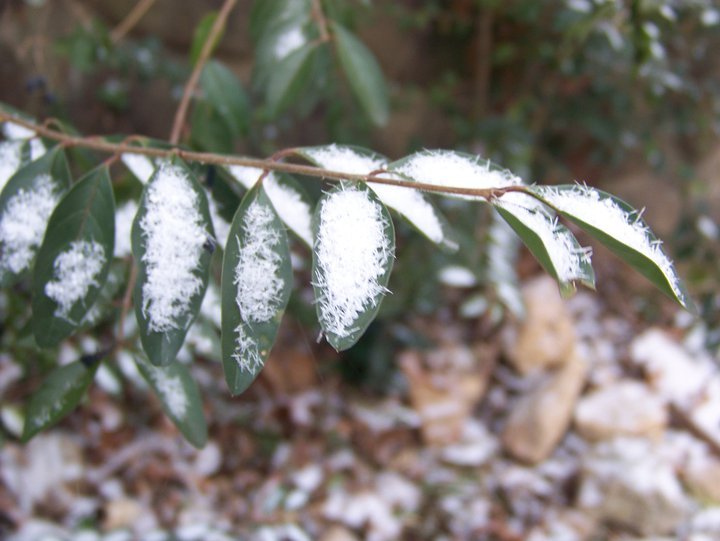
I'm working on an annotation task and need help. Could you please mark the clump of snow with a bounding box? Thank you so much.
[0,174,60,275]
[114,200,138,258]
[487,215,524,316]
[303,145,448,247]
[437,265,477,288]
[496,192,592,284]
[121,153,155,184]
[391,150,522,199]
[539,185,684,300]
[145,365,188,418]
[227,165,313,245]
[139,163,208,332]
[29,138,45,160]
[273,26,306,59]
[2,121,36,140]
[44,240,106,321]
[234,199,284,322]
[0,140,24,189]
[232,322,263,375]
[323,490,401,541]
[314,186,393,339]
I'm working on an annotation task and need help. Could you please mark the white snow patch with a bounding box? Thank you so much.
[146,365,188,418]
[392,150,522,199]
[496,192,592,284]
[314,187,393,339]
[121,153,155,184]
[0,174,60,275]
[438,265,477,288]
[232,322,264,375]
[3,121,36,140]
[227,165,313,245]
[114,200,138,258]
[139,163,208,332]
[207,194,231,248]
[29,138,46,160]
[303,145,447,246]
[273,26,307,59]
[44,240,105,321]
[0,140,24,190]
[539,184,683,300]
[323,490,401,541]
[234,199,284,322]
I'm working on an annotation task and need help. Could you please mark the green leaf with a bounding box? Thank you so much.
[200,60,249,138]
[135,355,207,448]
[249,0,312,44]
[532,184,694,311]
[312,183,395,351]
[221,183,292,395]
[32,165,115,347]
[190,12,221,66]
[266,41,319,117]
[132,158,215,366]
[331,21,389,127]
[295,144,458,251]
[0,146,71,286]
[493,194,595,297]
[190,101,235,154]
[22,358,99,441]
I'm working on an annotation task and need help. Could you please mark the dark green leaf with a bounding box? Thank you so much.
[200,60,249,138]
[190,12,221,66]
[221,183,292,395]
[0,147,71,286]
[532,185,694,310]
[190,101,235,154]
[266,41,319,117]
[22,358,99,441]
[249,0,312,44]
[135,355,207,448]
[312,183,395,351]
[32,165,115,347]
[331,21,389,127]
[132,158,215,366]
[494,197,595,297]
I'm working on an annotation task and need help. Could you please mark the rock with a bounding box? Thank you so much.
[502,276,577,375]
[578,438,689,536]
[400,345,495,445]
[575,380,668,441]
[502,351,588,464]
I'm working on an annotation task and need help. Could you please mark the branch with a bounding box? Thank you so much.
[311,0,331,43]
[169,0,238,145]
[0,111,533,200]
[110,0,159,43]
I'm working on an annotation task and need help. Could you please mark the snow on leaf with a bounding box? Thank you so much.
[232,321,264,375]
[390,150,522,199]
[537,184,686,304]
[273,25,307,60]
[496,192,592,287]
[0,174,60,275]
[114,200,137,258]
[2,121,36,140]
[227,165,313,245]
[29,139,46,161]
[44,240,105,321]
[121,153,155,184]
[144,364,189,418]
[234,199,284,322]
[314,185,393,340]
[0,140,24,190]
[138,163,208,332]
[300,145,451,248]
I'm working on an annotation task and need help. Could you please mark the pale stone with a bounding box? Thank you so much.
[102,498,143,531]
[575,380,668,441]
[502,351,588,464]
[502,276,576,375]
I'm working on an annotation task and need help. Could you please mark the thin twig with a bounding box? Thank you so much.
[311,0,331,42]
[117,261,138,350]
[110,0,159,43]
[0,111,534,200]
[169,0,238,145]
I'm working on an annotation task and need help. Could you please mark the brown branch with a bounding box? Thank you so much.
[169,0,238,145]
[311,0,331,42]
[0,111,534,200]
[110,0,159,43]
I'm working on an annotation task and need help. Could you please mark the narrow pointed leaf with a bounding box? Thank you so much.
[494,193,595,297]
[201,60,249,138]
[226,165,313,246]
[250,0,312,44]
[266,41,319,117]
[221,184,292,395]
[32,165,115,347]
[331,22,389,126]
[533,184,693,310]
[296,144,458,251]
[135,355,207,448]
[312,183,395,350]
[190,12,221,66]
[22,358,99,441]
[132,158,215,365]
[0,147,71,286]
